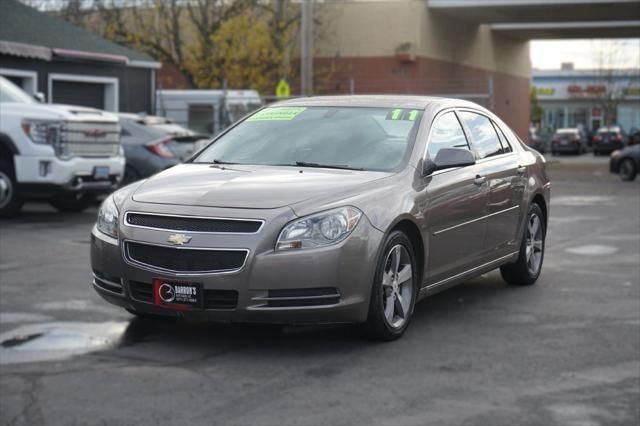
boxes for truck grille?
[58,121,120,158]
[125,212,263,233]
[125,241,248,273]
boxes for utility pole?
[300,0,313,96]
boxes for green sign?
[247,107,306,121]
[387,109,420,121]
[276,79,291,99]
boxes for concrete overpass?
[428,0,640,39]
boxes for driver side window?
[427,112,470,160]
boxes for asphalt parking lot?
[1,155,639,426]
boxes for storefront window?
[568,107,588,129]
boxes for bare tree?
[591,40,640,127]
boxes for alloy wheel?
[525,213,544,275]
[0,171,13,209]
[381,244,414,329]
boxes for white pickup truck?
[0,76,125,217]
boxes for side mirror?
[33,92,45,103]
[422,147,475,175]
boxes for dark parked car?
[627,128,640,146]
[551,128,588,155]
[528,127,547,153]
[118,114,209,184]
[610,145,640,181]
[92,96,550,341]
[593,126,625,155]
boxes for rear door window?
[458,112,504,159]
[492,121,512,153]
[427,112,470,160]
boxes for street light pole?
[301,0,313,96]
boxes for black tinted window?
[458,112,503,159]
[492,121,512,153]
[427,112,469,159]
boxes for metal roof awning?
[0,40,52,61]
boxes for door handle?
[474,175,486,186]
[516,165,526,175]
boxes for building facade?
[0,0,160,114]
[314,0,532,138]
[532,67,640,133]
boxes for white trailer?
[155,89,262,136]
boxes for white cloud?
[531,39,640,70]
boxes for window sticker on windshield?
[386,109,421,121]
[247,107,307,121]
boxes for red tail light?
[145,138,175,158]
[593,135,602,142]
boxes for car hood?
[0,102,118,122]
[131,163,392,209]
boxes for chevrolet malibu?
[91,96,550,340]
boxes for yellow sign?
[276,79,290,99]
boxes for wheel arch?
[531,192,548,232]
[385,217,425,287]
[0,133,19,165]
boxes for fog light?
[38,161,50,177]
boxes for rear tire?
[122,166,141,186]
[500,203,546,286]
[0,159,23,219]
[50,193,96,213]
[365,230,418,341]
[619,158,637,182]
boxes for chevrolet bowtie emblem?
[167,234,192,246]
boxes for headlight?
[21,119,63,145]
[276,207,362,250]
[97,195,119,238]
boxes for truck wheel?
[0,159,23,219]
[50,194,96,213]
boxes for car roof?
[598,126,621,132]
[272,95,483,111]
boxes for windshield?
[193,106,423,171]
[0,76,35,104]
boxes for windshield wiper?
[211,159,240,165]
[294,161,364,171]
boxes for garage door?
[51,80,104,109]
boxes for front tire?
[0,159,23,219]
[365,230,418,341]
[500,203,546,286]
[619,158,637,182]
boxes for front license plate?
[153,279,203,310]
[93,166,110,180]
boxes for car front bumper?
[90,206,384,325]
[14,154,125,196]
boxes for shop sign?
[535,87,555,96]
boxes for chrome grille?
[58,121,120,158]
